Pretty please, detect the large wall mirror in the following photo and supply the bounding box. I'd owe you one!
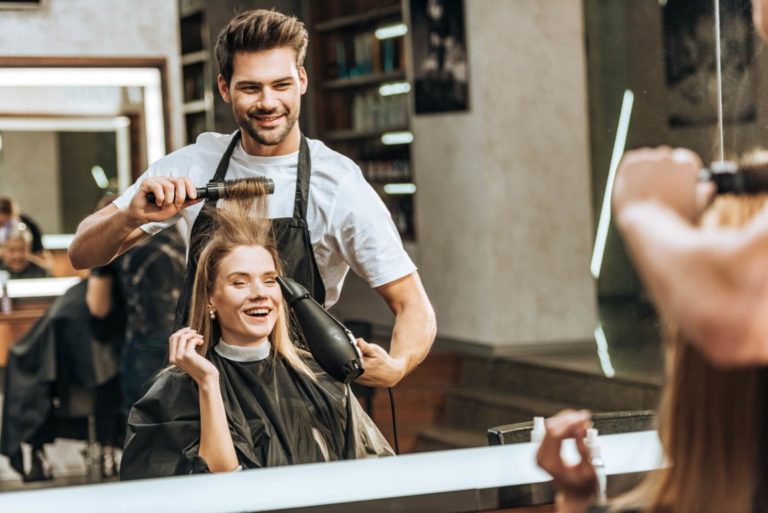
[0,61,169,247]
[0,0,762,506]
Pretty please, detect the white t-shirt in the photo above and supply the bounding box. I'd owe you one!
[113,132,416,307]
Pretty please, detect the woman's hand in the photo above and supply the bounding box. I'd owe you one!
[536,409,598,513]
[169,328,219,384]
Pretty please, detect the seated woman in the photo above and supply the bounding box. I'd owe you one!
[0,224,49,279]
[120,196,392,480]
[537,190,768,512]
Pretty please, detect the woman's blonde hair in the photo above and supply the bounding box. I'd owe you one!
[614,193,768,512]
[185,189,314,378]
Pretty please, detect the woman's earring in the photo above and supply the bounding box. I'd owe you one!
[209,310,216,320]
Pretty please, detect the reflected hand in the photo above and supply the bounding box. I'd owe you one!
[128,176,201,224]
[354,338,406,388]
[613,147,706,223]
[536,409,597,513]
[168,327,219,384]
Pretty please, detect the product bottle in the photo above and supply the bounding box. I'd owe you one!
[530,416,545,443]
[0,271,11,314]
[586,428,607,504]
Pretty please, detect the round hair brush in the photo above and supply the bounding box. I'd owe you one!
[145,177,274,204]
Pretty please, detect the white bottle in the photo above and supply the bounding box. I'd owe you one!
[586,428,607,504]
[530,416,546,443]
[0,270,11,314]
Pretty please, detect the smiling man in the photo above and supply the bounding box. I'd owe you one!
[68,9,435,388]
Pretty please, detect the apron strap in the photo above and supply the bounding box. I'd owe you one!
[213,131,242,182]
[293,135,311,222]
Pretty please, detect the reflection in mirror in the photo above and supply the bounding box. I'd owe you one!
[716,0,765,159]
[0,67,165,241]
[0,117,131,235]
[0,1,742,508]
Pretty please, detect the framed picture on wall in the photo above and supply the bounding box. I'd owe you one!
[663,0,755,127]
[409,0,469,114]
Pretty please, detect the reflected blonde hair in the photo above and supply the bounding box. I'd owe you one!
[187,188,313,379]
[613,193,768,512]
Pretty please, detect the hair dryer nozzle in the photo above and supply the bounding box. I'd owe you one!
[277,276,364,383]
[277,276,312,306]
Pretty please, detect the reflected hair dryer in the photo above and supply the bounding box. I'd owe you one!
[700,161,768,195]
[277,276,364,384]
[146,177,275,204]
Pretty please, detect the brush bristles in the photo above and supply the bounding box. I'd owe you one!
[221,177,274,199]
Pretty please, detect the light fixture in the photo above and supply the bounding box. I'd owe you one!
[381,131,413,145]
[375,23,408,40]
[379,82,411,96]
[590,89,634,279]
[384,183,416,195]
[594,324,616,378]
[91,165,110,189]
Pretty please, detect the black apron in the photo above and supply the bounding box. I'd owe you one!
[174,131,326,330]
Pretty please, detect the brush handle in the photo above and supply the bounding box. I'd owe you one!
[146,187,207,204]
[703,163,768,195]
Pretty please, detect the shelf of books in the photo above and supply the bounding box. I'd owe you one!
[310,0,416,241]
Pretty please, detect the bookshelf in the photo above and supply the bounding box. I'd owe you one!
[179,2,215,144]
[308,0,416,241]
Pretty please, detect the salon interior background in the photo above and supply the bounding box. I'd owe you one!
[0,0,760,462]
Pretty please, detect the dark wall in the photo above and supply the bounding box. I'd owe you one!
[58,131,117,233]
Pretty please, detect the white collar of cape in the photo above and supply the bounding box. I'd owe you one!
[214,338,271,362]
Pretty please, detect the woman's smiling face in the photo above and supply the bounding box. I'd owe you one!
[209,245,282,346]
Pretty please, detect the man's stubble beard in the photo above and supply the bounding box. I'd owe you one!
[237,106,300,147]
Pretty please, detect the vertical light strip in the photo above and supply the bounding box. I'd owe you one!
[714,0,725,162]
[594,324,616,378]
[143,69,166,164]
[590,90,635,279]
[116,119,131,193]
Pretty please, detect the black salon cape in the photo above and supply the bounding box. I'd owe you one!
[120,349,392,480]
[0,280,125,473]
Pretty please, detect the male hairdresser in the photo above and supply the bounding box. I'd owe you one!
[612,0,768,367]
[69,10,435,387]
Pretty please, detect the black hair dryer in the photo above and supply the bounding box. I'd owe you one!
[277,276,364,383]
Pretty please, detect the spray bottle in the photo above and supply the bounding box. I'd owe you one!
[586,427,607,504]
[530,416,546,443]
[529,416,548,505]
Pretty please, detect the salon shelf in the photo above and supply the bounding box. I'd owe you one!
[322,126,410,143]
[181,50,208,66]
[314,4,402,33]
[320,70,406,91]
[182,100,208,114]
[309,0,415,242]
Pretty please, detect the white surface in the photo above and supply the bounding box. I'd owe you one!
[0,431,663,513]
[41,234,75,250]
[7,277,80,298]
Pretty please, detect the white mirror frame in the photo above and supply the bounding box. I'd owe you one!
[0,67,166,164]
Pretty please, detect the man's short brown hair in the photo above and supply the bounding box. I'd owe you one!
[215,9,308,84]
